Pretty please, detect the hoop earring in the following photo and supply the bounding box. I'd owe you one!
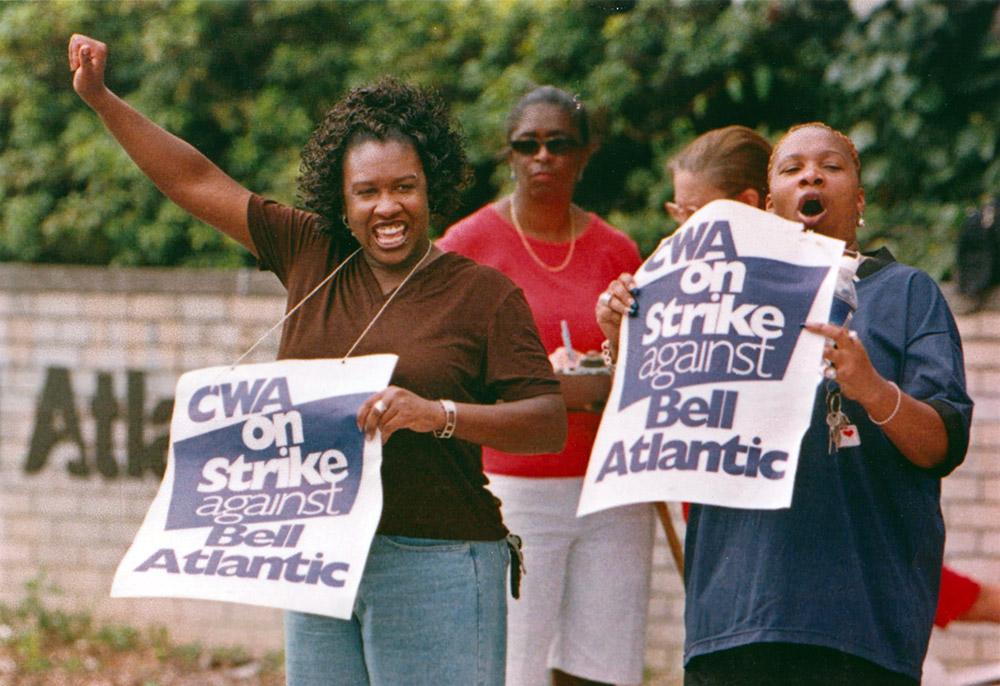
[342,215,350,229]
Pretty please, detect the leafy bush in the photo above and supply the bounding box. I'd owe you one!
[2,0,998,278]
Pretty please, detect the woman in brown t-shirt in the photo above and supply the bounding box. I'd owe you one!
[70,33,566,686]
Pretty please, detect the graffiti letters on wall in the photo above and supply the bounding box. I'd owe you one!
[24,366,173,478]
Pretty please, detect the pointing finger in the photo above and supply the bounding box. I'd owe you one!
[804,321,848,340]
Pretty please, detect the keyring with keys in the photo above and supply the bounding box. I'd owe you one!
[825,379,861,452]
[825,380,850,453]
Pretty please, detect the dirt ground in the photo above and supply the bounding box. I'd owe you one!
[0,645,284,686]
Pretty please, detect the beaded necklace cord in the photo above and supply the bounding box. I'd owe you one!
[230,240,434,368]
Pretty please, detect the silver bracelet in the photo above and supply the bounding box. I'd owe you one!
[868,381,902,426]
[434,399,457,439]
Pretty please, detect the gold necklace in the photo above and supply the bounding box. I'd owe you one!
[508,197,581,273]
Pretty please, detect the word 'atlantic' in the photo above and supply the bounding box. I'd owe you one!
[596,432,788,482]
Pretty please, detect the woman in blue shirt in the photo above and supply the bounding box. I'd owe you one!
[601,123,973,685]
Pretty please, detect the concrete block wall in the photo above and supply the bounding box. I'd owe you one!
[0,264,288,653]
[925,296,1000,673]
[0,264,996,679]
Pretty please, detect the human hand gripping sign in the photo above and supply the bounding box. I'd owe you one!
[595,272,640,362]
[357,386,448,443]
[802,322,885,405]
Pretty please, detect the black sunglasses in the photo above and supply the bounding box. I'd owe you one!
[509,137,580,156]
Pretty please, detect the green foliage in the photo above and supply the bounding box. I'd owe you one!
[0,575,88,670]
[1,0,998,276]
[17,575,92,642]
[0,574,285,679]
[170,640,207,668]
[95,623,141,652]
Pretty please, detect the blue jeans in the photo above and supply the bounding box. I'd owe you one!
[284,534,509,686]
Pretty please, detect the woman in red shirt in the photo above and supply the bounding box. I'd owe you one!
[441,87,653,686]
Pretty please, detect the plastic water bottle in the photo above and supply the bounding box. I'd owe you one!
[830,253,859,327]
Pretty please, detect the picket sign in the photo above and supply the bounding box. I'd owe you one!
[579,200,843,515]
[112,355,397,619]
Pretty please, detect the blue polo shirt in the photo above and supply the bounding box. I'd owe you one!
[684,250,973,680]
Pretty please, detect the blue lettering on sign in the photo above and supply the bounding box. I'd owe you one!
[166,392,367,530]
[642,220,739,273]
[595,430,788,482]
[134,547,351,587]
[645,389,737,429]
[619,255,827,410]
[188,377,293,422]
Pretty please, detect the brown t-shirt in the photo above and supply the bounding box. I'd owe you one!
[247,195,560,540]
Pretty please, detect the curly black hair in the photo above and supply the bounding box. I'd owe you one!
[297,76,471,239]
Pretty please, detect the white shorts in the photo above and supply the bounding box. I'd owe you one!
[488,474,655,686]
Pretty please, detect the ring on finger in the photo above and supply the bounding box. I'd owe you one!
[598,292,612,307]
[824,365,837,380]
[373,399,387,414]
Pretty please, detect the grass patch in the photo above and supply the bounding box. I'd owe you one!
[0,575,284,684]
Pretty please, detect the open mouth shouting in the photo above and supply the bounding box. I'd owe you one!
[373,221,408,250]
[796,194,826,226]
